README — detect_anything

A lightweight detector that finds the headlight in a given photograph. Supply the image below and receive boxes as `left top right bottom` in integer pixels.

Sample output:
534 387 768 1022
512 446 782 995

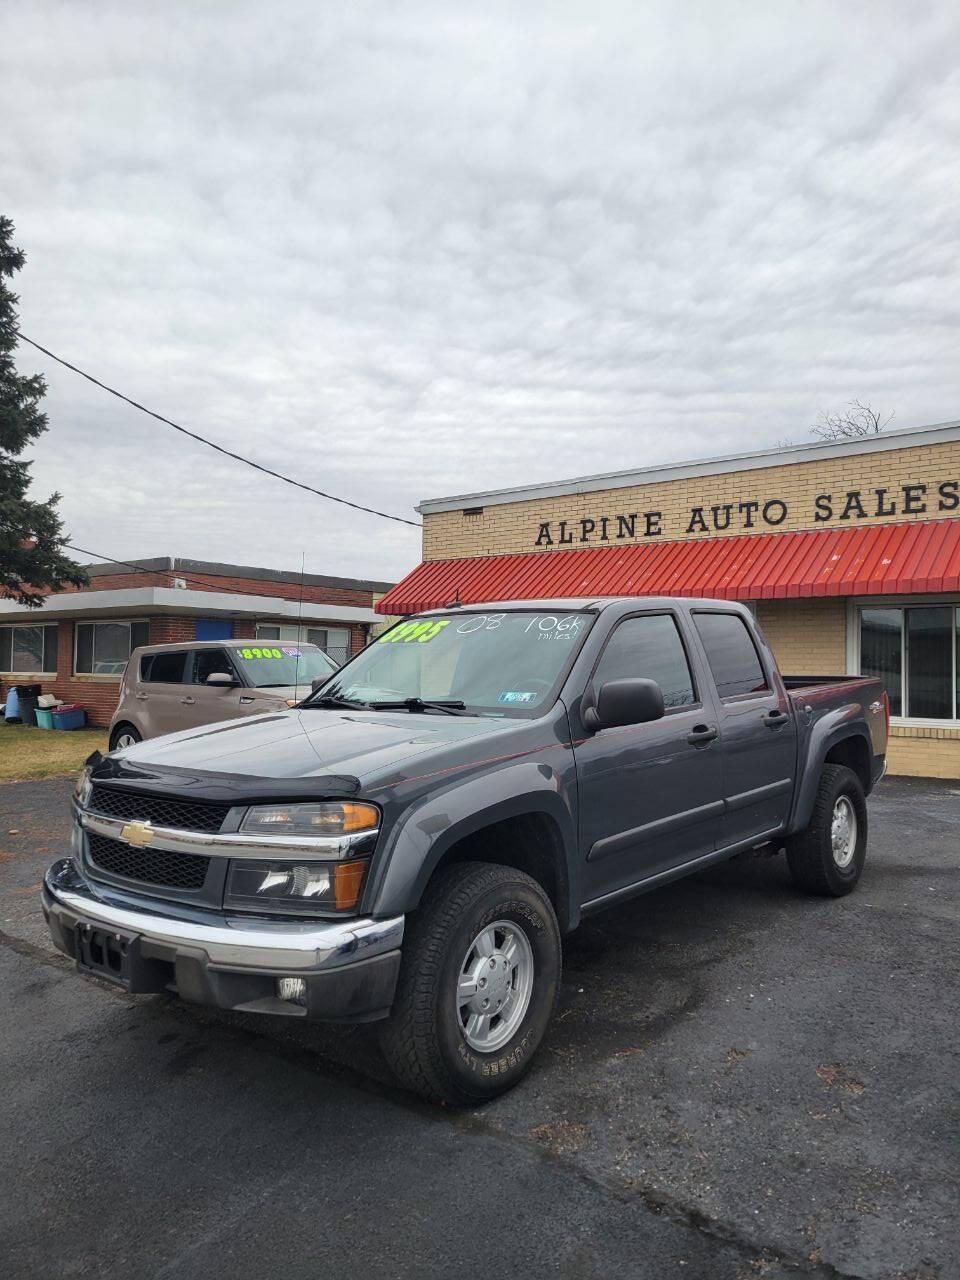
239 802 379 838
74 766 93 809
224 858 368 914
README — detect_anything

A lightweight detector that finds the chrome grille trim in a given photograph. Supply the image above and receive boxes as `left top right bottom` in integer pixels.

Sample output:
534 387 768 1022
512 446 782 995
77 809 379 861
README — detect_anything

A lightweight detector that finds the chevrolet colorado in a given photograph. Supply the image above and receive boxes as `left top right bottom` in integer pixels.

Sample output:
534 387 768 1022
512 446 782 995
43 597 888 1105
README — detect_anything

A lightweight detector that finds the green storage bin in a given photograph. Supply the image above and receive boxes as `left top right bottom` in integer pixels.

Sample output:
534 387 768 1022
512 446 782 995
35 708 55 730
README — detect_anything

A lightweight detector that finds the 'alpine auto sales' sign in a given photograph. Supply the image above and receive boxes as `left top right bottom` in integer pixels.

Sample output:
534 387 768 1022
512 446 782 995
533 481 960 547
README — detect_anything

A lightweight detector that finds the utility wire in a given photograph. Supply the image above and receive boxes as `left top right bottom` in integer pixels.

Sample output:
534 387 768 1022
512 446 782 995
18 334 421 528
63 543 375 606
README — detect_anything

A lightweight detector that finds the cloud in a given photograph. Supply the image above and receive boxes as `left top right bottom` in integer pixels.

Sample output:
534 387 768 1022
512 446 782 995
2 0 958 583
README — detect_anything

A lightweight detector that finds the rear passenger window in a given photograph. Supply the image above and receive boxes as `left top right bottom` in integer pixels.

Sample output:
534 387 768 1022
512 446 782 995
140 651 189 683
593 615 696 708
694 613 769 699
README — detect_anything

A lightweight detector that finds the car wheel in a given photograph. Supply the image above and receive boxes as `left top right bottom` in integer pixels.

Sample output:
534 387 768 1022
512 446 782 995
380 861 562 1106
109 724 142 752
785 763 867 897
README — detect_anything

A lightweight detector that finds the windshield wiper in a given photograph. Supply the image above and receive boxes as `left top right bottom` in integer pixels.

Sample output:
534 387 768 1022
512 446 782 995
304 694 367 710
370 698 469 716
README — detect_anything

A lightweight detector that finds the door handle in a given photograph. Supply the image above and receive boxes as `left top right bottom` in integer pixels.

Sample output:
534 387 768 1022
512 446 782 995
687 723 718 745
179 696 196 706
762 709 788 728
239 696 255 704
135 692 149 701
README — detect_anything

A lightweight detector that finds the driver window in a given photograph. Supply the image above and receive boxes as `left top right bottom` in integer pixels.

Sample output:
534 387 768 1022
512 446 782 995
594 615 696 709
192 649 236 684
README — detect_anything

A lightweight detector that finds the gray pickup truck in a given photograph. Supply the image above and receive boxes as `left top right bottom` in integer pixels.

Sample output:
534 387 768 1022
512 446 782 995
43 597 888 1104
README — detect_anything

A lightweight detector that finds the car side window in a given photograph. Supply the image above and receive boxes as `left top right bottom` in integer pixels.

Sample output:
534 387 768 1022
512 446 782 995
693 612 769 699
140 651 189 683
593 615 696 709
192 649 237 685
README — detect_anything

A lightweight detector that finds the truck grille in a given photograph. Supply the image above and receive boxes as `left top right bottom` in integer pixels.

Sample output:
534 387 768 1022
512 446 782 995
87 832 210 890
87 786 231 834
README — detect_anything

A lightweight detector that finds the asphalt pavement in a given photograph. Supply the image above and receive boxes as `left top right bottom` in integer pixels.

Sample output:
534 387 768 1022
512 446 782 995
0 773 957 1279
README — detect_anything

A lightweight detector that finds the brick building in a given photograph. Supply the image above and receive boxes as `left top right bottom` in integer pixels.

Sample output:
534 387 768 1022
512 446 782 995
377 419 960 778
1 556 392 727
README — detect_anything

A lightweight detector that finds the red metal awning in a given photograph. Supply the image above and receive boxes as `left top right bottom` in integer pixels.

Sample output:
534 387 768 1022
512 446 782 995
376 518 960 614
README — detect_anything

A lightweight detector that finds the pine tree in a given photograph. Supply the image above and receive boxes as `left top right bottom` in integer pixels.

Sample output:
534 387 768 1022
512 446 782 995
0 216 87 606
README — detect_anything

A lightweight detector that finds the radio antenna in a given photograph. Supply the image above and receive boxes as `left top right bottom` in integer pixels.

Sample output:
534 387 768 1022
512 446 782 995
295 550 306 697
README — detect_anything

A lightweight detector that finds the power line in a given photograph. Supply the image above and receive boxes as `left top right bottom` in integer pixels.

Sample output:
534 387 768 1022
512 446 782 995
63 543 370 605
18 334 421 529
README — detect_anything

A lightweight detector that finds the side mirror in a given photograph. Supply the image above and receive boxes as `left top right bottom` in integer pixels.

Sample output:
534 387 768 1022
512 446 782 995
206 672 239 688
583 678 665 732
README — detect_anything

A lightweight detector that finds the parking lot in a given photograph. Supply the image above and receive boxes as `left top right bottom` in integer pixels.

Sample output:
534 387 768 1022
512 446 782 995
1 773 957 1279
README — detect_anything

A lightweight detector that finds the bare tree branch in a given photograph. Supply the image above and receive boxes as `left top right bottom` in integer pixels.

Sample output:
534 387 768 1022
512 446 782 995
811 400 895 442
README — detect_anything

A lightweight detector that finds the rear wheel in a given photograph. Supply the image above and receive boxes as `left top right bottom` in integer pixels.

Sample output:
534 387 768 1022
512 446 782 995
785 764 867 896
380 861 561 1106
109 724 141 752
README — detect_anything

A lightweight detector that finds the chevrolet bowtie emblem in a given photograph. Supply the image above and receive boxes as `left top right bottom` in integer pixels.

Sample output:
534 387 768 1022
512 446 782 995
120 820 155 847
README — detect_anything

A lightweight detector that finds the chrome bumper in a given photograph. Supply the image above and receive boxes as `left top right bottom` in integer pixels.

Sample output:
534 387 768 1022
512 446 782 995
42 859 404 1021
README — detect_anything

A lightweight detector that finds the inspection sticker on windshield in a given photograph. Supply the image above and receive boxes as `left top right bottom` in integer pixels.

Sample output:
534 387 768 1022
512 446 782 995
378 619 452 645
281 647 301 656
498 690 538 705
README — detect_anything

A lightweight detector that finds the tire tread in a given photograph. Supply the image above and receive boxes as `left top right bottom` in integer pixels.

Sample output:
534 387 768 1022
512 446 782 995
380 861 557 1104
786 763 865 896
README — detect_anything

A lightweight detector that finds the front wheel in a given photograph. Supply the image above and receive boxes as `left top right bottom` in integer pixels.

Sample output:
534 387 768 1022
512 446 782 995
380 862 561 1106
109 724 141 752
785 763 867 896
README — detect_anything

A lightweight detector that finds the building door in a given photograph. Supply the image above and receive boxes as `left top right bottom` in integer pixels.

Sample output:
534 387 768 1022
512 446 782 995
196 619 234 641
690 610 797 847
577 611 725 907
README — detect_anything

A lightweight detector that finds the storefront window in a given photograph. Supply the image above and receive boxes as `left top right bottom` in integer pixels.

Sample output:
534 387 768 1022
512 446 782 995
859 605 959 721
860 608 903 716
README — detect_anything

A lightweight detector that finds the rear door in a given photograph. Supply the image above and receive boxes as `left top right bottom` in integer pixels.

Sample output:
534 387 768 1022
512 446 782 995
577 610 725 905
690 610 797 847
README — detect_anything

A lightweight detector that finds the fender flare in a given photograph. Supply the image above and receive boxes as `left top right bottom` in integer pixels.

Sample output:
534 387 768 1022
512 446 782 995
368 761 578 930
791 707 872 833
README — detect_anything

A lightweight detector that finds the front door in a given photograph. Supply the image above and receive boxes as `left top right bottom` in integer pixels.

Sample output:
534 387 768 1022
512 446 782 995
136 649 193 738
690 610 797 847
180 648 251 729
577 611 725 907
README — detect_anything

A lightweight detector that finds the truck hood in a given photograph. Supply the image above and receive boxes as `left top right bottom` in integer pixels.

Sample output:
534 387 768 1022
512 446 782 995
115 707 515 787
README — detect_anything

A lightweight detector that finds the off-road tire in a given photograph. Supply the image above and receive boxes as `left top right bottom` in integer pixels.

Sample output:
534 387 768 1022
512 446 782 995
785 764 867 897
109 723 141 752
380 861 561 1106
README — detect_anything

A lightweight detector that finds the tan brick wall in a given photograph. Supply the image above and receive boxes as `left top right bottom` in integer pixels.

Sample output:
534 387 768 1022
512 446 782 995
887 726 960 779
423 437 960 560
755 599 848 674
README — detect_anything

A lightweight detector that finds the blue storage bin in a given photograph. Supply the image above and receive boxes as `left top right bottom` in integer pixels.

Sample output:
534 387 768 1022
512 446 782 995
52 707 86 731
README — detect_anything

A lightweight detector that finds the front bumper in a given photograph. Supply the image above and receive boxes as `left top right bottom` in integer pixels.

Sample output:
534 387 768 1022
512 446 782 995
42 858 404 1022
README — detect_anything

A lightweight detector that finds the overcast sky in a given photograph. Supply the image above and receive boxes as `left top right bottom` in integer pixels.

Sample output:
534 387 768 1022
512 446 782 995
3 0 958 585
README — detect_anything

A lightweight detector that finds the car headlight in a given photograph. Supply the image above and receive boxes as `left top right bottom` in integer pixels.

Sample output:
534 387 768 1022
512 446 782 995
224 858 368 914
239 802 379 838
74 765 93 809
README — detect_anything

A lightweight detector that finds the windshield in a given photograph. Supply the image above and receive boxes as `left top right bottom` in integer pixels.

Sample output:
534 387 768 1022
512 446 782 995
233 643 338 688
308 610 594 715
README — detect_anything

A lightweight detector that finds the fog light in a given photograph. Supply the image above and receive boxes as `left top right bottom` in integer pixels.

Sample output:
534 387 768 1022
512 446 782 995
276 977 307 1005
